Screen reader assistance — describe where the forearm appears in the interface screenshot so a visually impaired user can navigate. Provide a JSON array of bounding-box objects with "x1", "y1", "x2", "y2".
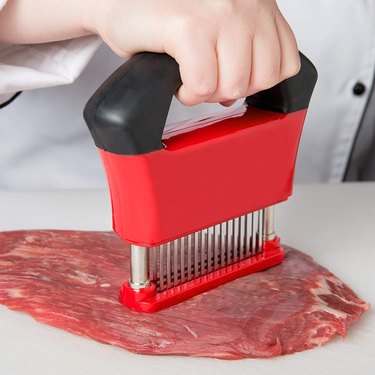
[{"x1": 0, "y1": 0, "x2": 102, "y2": 44}]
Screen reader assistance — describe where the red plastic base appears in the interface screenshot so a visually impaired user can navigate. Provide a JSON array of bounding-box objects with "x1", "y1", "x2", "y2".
[{"x1": 120, "y1": 238, "x2": 284, "y2": 313}]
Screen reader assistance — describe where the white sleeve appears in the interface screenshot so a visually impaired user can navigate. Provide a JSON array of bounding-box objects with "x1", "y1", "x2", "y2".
[
  {"x1": 0, "y1": 0, "x2": 102, "y2": 104},
  {"x1": 0, "y1": 36, "x2": 102, "y2": 103}
]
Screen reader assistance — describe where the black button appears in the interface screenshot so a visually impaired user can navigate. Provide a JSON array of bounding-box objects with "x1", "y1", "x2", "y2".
[{"x1": 353, "y1": 82, "x2": 366, "y2": 96}]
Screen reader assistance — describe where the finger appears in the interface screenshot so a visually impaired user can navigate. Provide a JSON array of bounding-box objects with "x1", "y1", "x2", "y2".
[
  {"x1": 275, "y1": 13, "x2": 301, "y2": 80},
  {"x1": 173, "y1": 35, "x2": 218, "y2": 106},
  {"x1": 248, "y1": 21, "x2": 281, "y2": 94},
  {"x1": 206, "y1": 27, "x2": 252, "y2": 103}
]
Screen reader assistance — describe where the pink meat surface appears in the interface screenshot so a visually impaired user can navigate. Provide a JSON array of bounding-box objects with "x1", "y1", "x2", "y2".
[{"x1": 0, "y1": 230, "x2": 369, "y2": 359}]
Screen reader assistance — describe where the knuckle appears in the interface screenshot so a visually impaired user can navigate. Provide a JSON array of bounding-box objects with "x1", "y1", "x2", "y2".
[
  {"x1": 171, "y1": 14, "x2": 200, "y2": 36},
  {"x1": 214, "y1": 0, "x2": 236, "y2": 16},
  {"x1": 223, "y1": 84, "x2": 248, "y2": 100},
  {"x1": 192, "y1": 82, "x2": 216, "y2": 97}
]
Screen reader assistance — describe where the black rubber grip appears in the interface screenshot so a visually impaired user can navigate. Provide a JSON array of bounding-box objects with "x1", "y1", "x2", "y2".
[
  {"x1": 245, "y1": 53, "x2": 318, "y2": 113},
  {"x1": 84, "y1": 52, "x2": 317, "y2": 155}
]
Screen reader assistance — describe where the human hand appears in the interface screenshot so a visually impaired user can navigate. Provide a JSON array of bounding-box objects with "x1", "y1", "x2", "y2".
[
  {"x1": 0, "y1": 0, "x2": 300, "y2": 107},
  {"x1": 93, "y1": 0, "x2": 301, "y2": 106}
]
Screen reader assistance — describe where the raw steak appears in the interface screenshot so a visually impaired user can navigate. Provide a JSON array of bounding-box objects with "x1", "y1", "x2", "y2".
[{"x1": 0, "y1": 230, "x2": 369, "y2": 359}]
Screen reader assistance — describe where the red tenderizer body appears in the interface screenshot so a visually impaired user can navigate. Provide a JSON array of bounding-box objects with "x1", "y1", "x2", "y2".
[{"x1": 84, "y1": 52, "x2": 317, "y2": 313}]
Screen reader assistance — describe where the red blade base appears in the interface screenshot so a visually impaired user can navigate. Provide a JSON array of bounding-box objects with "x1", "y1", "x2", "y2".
[{"x1": 120, "y1": 238, "x2": 284, "y2": 313}]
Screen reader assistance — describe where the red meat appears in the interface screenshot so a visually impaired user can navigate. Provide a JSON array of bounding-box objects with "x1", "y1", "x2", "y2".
[{"x1": 0, "y1": 230, "x2": 369, "y2": 359}]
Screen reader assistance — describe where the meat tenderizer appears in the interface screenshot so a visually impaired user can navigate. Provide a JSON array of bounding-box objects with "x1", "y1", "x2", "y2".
[{"x1": 84, "y1": 52, "x2": 317, "y2": 313}]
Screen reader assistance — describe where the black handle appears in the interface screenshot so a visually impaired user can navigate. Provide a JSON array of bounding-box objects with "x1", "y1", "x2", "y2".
[{"x1": 84, "y1": 52, "x2": 317, "y2": 155}]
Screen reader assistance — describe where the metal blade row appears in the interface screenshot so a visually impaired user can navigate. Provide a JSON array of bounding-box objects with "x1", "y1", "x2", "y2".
[{"x1": 151, "y1": 210, "x2": 264, "y2": 292}]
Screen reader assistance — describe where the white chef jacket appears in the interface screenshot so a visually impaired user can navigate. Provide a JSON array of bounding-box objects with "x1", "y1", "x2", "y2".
[{"x1": 0, "y1": 0, "x2": 375, "y2": 189}]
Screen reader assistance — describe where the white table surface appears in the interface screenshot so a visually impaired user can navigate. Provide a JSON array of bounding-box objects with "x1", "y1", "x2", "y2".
[{"x1": 0, "y1": 184, "x2": 374, "y2": 375}]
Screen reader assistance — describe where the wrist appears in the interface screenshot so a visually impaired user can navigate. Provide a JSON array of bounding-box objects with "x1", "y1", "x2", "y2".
[
  {"x1": 88, "y1": 0, "x2": 137, "y2": 57},
  {"x1": 81, "y1": 0, "x2": 111, "y2": 36}
]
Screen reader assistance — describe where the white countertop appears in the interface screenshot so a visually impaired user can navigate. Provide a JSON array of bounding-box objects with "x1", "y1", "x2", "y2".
[{"x1": 0, "y1": 184, "x2": 374, "y2": 375}]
